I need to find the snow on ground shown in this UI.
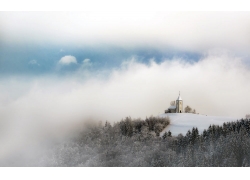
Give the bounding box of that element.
[159,113,239,136]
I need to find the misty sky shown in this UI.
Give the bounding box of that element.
[1,11,250,119]
[0,12,250,136]
[1,11,250,163]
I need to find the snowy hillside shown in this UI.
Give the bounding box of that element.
[159,113,239,136]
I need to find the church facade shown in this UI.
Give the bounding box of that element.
[165,92,183,113]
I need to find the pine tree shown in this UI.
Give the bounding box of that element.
[162,132,168,139]
[167,130,172,137]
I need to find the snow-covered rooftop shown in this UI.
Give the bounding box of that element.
[168,105,176,109]
[176,94,182,101]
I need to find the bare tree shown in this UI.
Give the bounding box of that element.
[246,114,250,119]
[185,105,192,113]
[170,101,175,106]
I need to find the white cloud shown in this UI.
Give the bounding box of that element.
[58,55,77,65]
[81,58,92,68]
[83,58,90,64]
[28,60,40,66]
[1,12,250,54]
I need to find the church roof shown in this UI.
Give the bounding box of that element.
[168,105,176,110]
[176,93,182,101]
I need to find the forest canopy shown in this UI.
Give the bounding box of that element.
[44,117,250,166]
[2,116,250,167]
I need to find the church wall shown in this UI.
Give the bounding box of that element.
[170,109,176,113]
[176,100,183,113]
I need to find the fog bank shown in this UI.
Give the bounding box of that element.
[0,52,250,165]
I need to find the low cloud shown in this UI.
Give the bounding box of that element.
[58,55,77,65]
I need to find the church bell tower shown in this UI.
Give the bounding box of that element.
[176,91,183,113]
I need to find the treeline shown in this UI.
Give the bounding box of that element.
[110,116,170,137]
[44,117,250,167]
[184,105,196,113]
[169,119,250,166]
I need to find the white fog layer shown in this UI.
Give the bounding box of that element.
[0,52,250,165]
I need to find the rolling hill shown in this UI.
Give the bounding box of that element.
[159,113,239,136]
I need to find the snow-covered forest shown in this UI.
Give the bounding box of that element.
[10,116,248,167]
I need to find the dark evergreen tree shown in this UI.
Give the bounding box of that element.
[167,130,172,137]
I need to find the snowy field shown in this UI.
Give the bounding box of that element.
[159,113,239,136]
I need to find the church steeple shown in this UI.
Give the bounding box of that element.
[176,91,182,101]
[176,92,183,113]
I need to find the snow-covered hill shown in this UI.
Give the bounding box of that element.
[159,113,239,136]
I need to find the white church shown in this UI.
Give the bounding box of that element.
[165,92,183,113]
